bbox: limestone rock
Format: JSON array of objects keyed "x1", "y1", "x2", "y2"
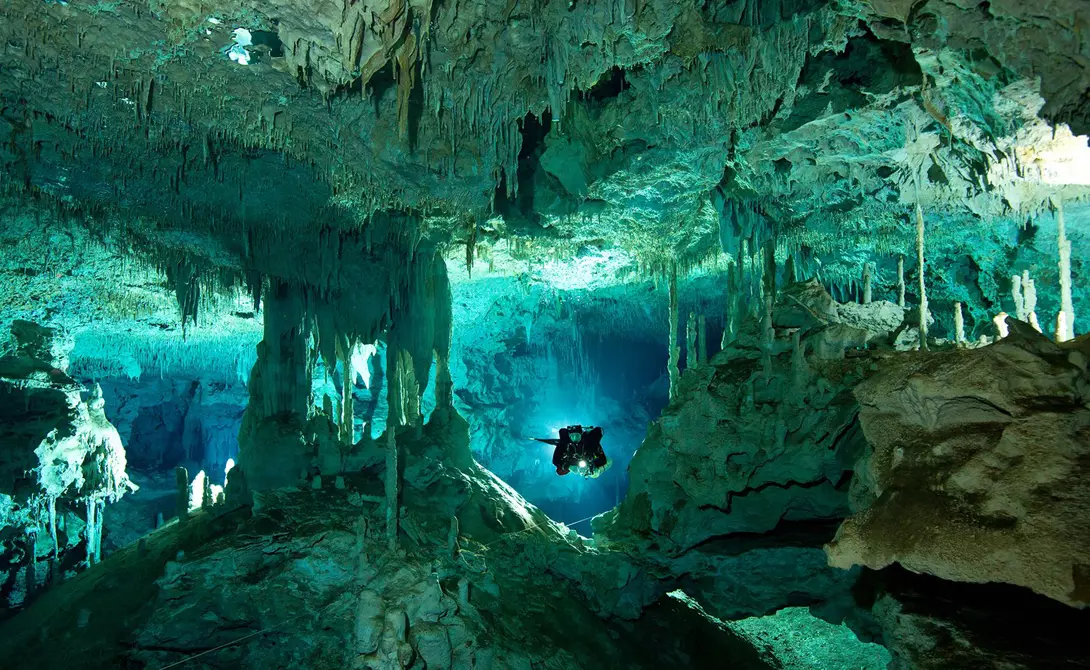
[{"x1": 827, "y1": 327, "x2": 1090, "y2": 607}]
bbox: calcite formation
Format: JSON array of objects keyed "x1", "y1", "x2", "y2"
[
  {"x1": 0, "y1": 320, "x2": 135, "y2": 606},
  {"x1": 612, "y1": 280, "x2": 909, "y2": 553}
]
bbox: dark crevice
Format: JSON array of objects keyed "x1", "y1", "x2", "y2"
[{"x1": 585, "y1": 67, "x2": 630, "y2": 102}]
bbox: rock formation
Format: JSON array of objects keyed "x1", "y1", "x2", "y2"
[
  {"x1": 0, "y1": 0, "x2": 1088, "y2": 666},
  {"x1": 828, "y1": 322, "x2": 1090, "y2": 608},
  {"x1": 0, "y1": 320, "x2": 136, "y2": 607}
]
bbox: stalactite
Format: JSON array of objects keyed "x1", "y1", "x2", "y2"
[
  {"x1": 954, "y1": 302, "x2": 965, "y2": 348},
  {"x1": 668, "y1": 262, "x2": 680, "y2": 401},
  {"x1": 784, "y1": 254, "x2": 796, "y2": 284},
  {"x1": 916, "y1": 204, "x2": 929, "y2": 350},
  {"x1": 897, "y1": 255, "x2": 905, "y2": 308},
  {"x1": 1055, "y1": 197, "x2": 1075, "y2": 341}
]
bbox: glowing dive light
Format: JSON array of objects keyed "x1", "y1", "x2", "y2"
[{"x1": 578, "y1": 460, "x2": 587, "y2": 468}]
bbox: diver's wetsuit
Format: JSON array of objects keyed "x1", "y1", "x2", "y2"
[{"x1": 552, "y1": 426, "x2": 606, "y2": 476}]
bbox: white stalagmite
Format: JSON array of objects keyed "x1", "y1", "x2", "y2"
[
  {"x1": 897, "y1": 255, "x2": 905, "y2": 308},
  {"x1": 916, "y1": 204, "x2": 929, "y2": 350},
  {"x1": 1055, "y1": 197, "x2": 1075, "y2": 341},
  {"x1": 1023, "y1": 271, "x2": 1042, "y2": 332},
  {"x1": 1012, "y1": 275, "x2": 1026, "y2": 321},
  {"x1": 954, "y1": 302, "x2": 965, "y2": 348},
  {"x1": 668, "y1": 263, "x2": 679, "y2": 401}
]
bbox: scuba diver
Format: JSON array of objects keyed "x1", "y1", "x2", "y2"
[{"x1": 531, "y1": 425, "x2": 608, "y2": 478}]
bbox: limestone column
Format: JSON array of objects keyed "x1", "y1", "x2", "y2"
[
  {"x1": 897, "y1": 255, "x2": 905, "y2": 308},
  {"x1": 916, "y1": 205, "x2": 929, "y2": 350},
  {"x1": 237, "y1": 280, "x2": 313, "y2": 490},
  {"x1": 1055, "y1": 197, "x2": 1075, "y2": 341},
  {"x1": 954, "y1": 302, "x2": 965, "y2": 348},
  {"x1": 668, "y1": 263, "x2": 680, "y2": 401},
  {"x1": 697, "y1": 314, "x2": 707, "y2": 364}
]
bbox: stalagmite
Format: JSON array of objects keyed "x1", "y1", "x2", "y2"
[
  {"x1": 761, "y1": 294, "x2": 774, "y2": 384},
  {"x1": 1023, "y1": 271, "x2": 1041, "y2": 332},
  {"x1": 862, "y1": 263, "x2": 872, "y2": 304},
  {"x1": 202, "y1": 474, "x2": 213, "y2": 509},
  {"x1": 721, "y1": 264, "x2": 736, "y2": 348},
  {"x1": 175, "y1": 466, "x2": 189, "y2": 521},
  {"x1": 954, "y1": 302, "x2": 965, "y2": 348},
  {"x1": 1012, "y1": 274, "x2": 1026, "y2": 321},
  {"x1": 85, "y1": 500, "x2": 97, "y2": 567},
  {"x1": 24, "y1": 531, "x2": 36, "y2": 598},
  {"x1": 668, "y1": 263, "x2": 680, "y2": 401},
  {"x1": 686, "y1": 312, "x2": 697, "y2": 369},
  {"x1": 341, "y1": 345, "x2": 355, "y2": 444},
  {"x1": 697, "y1": 314, "x2": 707, "y2": 364},
  {"x1": 1055, "y1": 197, "x2": 1075, "y2": 341},
  {"x1": 790, "y1": 329, "x2": 808, "y2": 398},
  {"x1": 448, "y1": 516, "x2": 460, "y2": 559},
  {"x1": 916, "y1": 204, "x2": 929, "y2": 350},
  {"x1": 48, "y1": 496, "x2": 58, "y2": 570},
  {"x1": 897, "y1": 255, "x2": 905, "y2": 308},
  {"x1": 386, "y1": 425, "x2": 398, "y2": 552}
]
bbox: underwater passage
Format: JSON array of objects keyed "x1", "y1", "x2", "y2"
[{"x1": 1, "y1": 0, "x2": 1089, "y2": 668}]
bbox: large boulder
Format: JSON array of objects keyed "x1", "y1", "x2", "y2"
[{"x1": 826, "y1": 324, "x2": 1090, "y2": 608}]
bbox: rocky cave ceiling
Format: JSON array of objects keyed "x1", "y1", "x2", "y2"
[{"x1": 1, "y1": 0, "x2": 1088, "y2": 281}]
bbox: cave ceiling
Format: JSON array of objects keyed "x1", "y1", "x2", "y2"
[{"x1": 1, "y1": 0, "x2": 1088, "y2": 279}]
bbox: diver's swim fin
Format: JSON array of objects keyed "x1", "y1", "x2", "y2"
[{"x1": 529, "y1": 437, "x2": 561, "y2": 446}]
